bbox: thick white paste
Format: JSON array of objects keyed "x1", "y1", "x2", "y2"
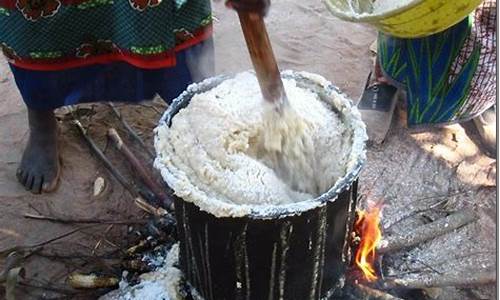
[{"x1": 155, "y1": 72, "x2": 366, "y2": 218}]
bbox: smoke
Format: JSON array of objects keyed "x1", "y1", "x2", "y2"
[{"x1": 185, "y1": 38, "x2": 216, "y2": 83}]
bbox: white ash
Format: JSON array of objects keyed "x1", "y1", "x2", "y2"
[{"x1": 99, "y1": 244, "x2": 182, "y2": 300}]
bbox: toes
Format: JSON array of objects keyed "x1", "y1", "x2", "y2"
[
  {"x1": 19, "y1": 170, "x2": 29, "y2": 187},
  {"x1": 16, "y1": 168, "x2": 24, "y2": 183},
  {"x1": 24, "y1": 174, "x2": 34, "y2": 191},
  {"x1": 42, "y1": 173, "x2": 59, "y2": 193},
  {"x1": 31, "y1": 176, "x2": 43, "y2": 194},
  {"x1": 41, "y1": 159, "x2": 61, "y2": 193}
]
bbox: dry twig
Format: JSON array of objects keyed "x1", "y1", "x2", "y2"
[
  {"x1": 107, "y1": 128, "x2": 173, "y2": 210},
  {"x1": 73, "y1": 120, "x2": 137, "y2": 197},
  {"x1": 0, "y1": 225, "x2": 99, "y2": 257},
  {"x1": 108, "y1": 103, "x2": 155, "y2": 159},
  {"x1": 73, "y1": 119, "x2": 170, "y2": 217},
  {"x1": 383, "y1": 271, "x2": 496, "y2": 289},
  {"x1": 378, "y1": 210, "x2": 477, "y2": 254},
  {"x1": 23, "y1": 213, "x2": 146, "y2": 225},
  {"x1": 354, "y1": 283, "x2": 403, "y2": 300},
  {"x1": 134, "y1": 197, "x2": 168, "y2": 217}
]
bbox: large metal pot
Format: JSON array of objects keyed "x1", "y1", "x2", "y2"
[{"x1": 154, "y1": 71, "x2": 367, "y2": 300}]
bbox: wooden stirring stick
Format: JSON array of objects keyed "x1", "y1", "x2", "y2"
[{"x1": 238, "y1": 11, "x2": 288, "y2": 107}]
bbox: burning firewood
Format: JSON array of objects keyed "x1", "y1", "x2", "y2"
[
  {"x1": 378, "y1": 209, "x2": 477, "y2": 254},
  {"x1": 354, "y1": 283, "x2": 403, "y2": 300},
  {"x1": 383, "y1": 270, "x2": 496, "y2": 289},
  {"x1": 354, "y1": 205, "x2": 382, "y2": 282}
]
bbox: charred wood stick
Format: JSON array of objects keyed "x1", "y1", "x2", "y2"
[
  {"x1": 122, "y1": 259, "x2": 152, "y2": 272},
  {"x1": 35, "y1": 251, "x2": 120, "y2": 261},
  {"x1": 354, "y1": 283, "x2": 403, "y2": 300},
  {"x1": 134, "y1": 197, "x2": 168, "y2": 217},
  {"x1": 107, "y1": 128, "x2": 173, "y2": 211},
  {"x1": 108, "y1": 103, "x2": 155, "y2": 160},
  {"x1": 73, "y1": 120, "x2": 166, "y2": 215},
  {"x1": 73, "y1": 120, "x2": 136, "y2": 197},
  {"x1": 378, "y1": 210, "x2": 477, "y2": 254},
  {"x1": 23, "y1": 213, "x2": 146, "y2": 225},
  {"x1": 383, "y1": 271, "x2": 496, "y2": 289}
]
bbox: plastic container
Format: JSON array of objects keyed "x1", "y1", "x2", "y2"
[
  {"x1": 154, "y1": 71, "x2": 367, "y2": 300},
  {"x1": 324, "y1": 0, "x2": 482, "y2": 38}
]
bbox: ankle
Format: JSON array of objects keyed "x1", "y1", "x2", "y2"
[
  {"x1": 27, "y1": 109, "x2": 57, "y2": 132},
  {"x1": 27, "y1": 109, "x2": 58, "y2": 145}
]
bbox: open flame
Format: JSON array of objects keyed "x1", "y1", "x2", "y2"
[{"x1": 354, "y1": 206, "x2": 382, "y2": 282}]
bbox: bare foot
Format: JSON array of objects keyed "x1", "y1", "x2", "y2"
[{"x1": 16, "y1": 109, "x2": 60, "y2": 194}]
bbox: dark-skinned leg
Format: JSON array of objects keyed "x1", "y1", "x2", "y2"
[{"x1": 16, "y1": 108, "x2": 60, "y2": 194}]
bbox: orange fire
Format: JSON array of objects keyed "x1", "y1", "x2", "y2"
[{"x1": 354, "y1": 206, "x2": 382, "y2": 282}]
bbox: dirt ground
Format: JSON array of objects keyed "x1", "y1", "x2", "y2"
[{"x1": 0, "y1": 1, "x2": 496, "y2": 299}]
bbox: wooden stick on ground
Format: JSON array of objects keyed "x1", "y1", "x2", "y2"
[
  {"x1": 378, "y1": 210, "x2": 477, "y2": 254},
  {"x1": 73, "y1": 120, "x2": 136, "y2": 197},
  {"x1": 73, "y1": 119, "x2": 168, "y2": 217},
  {"x1": 0, "y1": 225, "x2": 99, "y2": 257},
  {"x1": 23, "y1": 213, "x2": 146, "y2": 225},
  {"x1": 108, "y1": 103, "x2": 155, "y2": 160},
  {"x1": 383, "y1": 271, "x2": 496, "y2": 289},
  {"x1": 134, "y1": 197, "x2": 168, "y2": 217},
  {"x1": 354, "y1": 283, "x2": 403, "y2": 300},
  {"x1": 107, "y1": 128, "x2": 173, "y2": 211}
]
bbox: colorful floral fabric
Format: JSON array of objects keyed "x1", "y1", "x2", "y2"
[
  {"x1": 0, "y1": 0, "x2": 212, "y2": 70},
  {"x1": 378, "y1": 0, "x2": 496, "y2": 127}
]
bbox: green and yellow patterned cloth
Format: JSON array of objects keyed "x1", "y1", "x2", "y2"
[
  {"x1": 378, "y1": 0, "x2": 496, "y2": 127},
  {"x1": 0, "y1": 0, "x2": 212, "y2": 70}
]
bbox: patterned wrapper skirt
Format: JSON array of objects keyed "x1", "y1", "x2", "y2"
[
  {"x1": 378, "y1": 0, "x2": 496, "y2": 127},
  {"x1": 0, "y1": 0, "x2": 213, "y2": 109}
]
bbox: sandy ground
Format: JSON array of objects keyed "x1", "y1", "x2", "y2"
[{"x1": 0, "y1": 1, "x2": 496, "y2": 299}]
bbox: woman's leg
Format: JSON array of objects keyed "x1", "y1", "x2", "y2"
[{"x1": 17, "y1": 108, "x2": 60, "y2": 194}]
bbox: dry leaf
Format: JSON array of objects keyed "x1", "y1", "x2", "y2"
[
  {"x1": 93, "y1": 177, "x2": 106, "y2": 197},
  {"x1": 5, "y1": 267, "x2": 25, "y2": 300},
  {"x1": 0, "y1": 252, "x2": 23, "y2": 283}
]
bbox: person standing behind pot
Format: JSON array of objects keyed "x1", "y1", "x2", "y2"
[
  {"x1": 0, "y1": 0, "x2": 270, "y2": 194},
  {"x1": 358, "y1": 0, "x2": 496, "y2": 155}
]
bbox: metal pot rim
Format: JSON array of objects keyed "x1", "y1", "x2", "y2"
[{"x1": 154, "y1": 70, "x2": 367, "y2": 219}]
